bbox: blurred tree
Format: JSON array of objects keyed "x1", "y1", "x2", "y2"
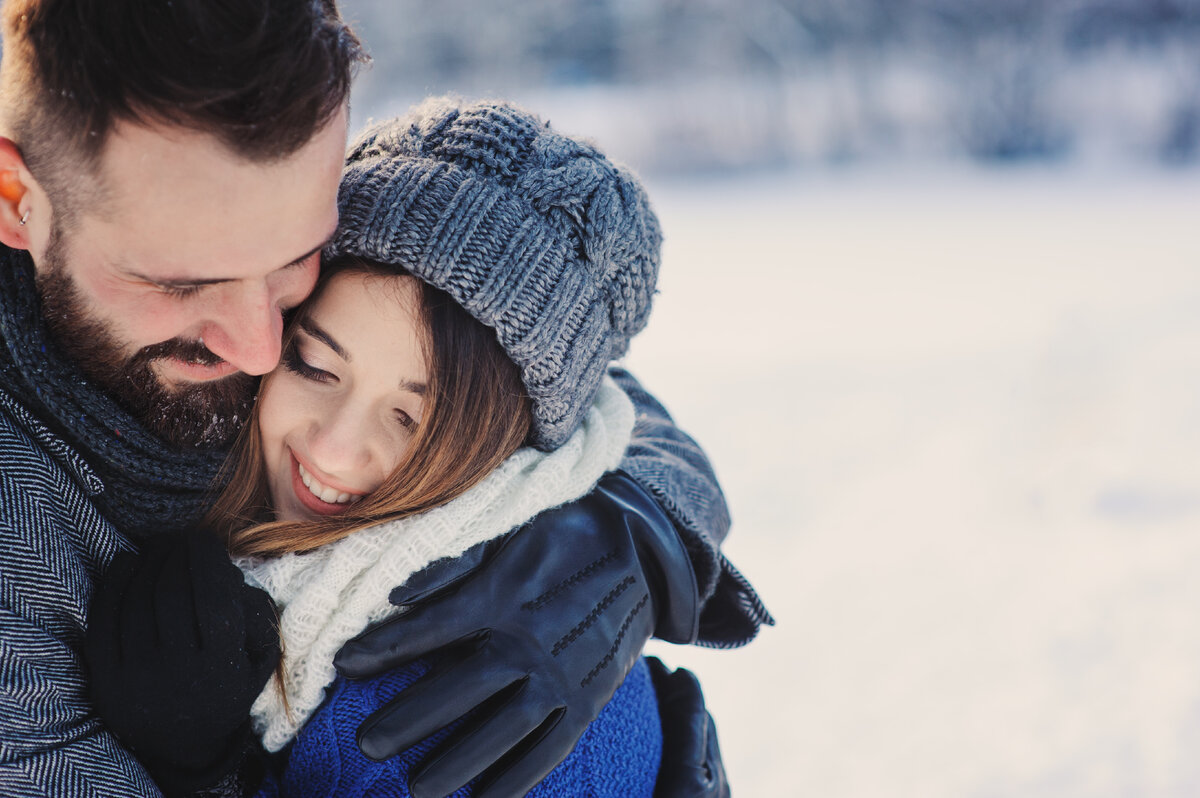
[{"x1": 335, "y1": 0, "x2": 1200, "y2": 170}]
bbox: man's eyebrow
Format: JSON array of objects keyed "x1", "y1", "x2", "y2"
[{"x1": 128, "y1": 236, "x2": 333, "y2": 289}]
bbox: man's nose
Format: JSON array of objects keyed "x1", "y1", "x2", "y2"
[{"x1": 199, "y1": 282, "x2": 285, "y2": 376}]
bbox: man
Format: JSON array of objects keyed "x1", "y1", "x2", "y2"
[{"x1": 0, "y1": 0, "x2": 769, "y2": 795}]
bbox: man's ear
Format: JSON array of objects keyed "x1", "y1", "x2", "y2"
[{"x1": 0, "y1": 137, "x2": 38, "y2": 250}]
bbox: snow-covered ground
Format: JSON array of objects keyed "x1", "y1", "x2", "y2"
[{"x1": 625, "y1": 165, "x2": 1200, "y2": 797}]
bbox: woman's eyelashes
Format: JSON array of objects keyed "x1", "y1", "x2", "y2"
[
  {"x1": 282, "y1": 337, "x2": 421, "y2": 432},
  {"x1": 282, "y1": 339, "x2": 334, "y2": 384}
]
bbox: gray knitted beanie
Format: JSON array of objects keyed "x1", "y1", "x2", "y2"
[{"x1": 329, "y1": 96, "x2": 661, "y2": 451}]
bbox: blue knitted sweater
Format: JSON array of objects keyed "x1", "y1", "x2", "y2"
[{"x1": 255, "y1": 657, "x2": 661, "y2": 797}]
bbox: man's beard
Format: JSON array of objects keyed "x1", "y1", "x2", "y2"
[{"x1": 35, "y1": 230, "x2": 256, "y2": 449}]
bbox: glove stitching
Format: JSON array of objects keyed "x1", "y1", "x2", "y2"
[
  {"x1": 521, "y1": 550, "x2": 619, "y2": 612},
  {"x1": 550, "y1": 575, "x2": 634, "y2": 656},
  {"x1": 580, "y1": 592, "x2": 649, "y2": 688}
]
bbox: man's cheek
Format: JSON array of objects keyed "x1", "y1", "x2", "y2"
[{"x1": 75, "y1": 275, "x2": 179, "y2": 349}]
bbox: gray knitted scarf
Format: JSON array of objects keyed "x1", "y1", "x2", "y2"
[{"x1": 0, "y1": 247, "x2": 228, "y2": 539}]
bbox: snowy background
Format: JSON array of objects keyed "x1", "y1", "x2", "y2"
[
  {"x1": 337, "y1": 2, "x2": 1200, "y2": 794},
  {"x1": 632, "y1": 166, "x2": 1200, "y2": 797}
]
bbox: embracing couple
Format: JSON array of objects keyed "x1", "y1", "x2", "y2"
[{"x1": 0, "y1": 1, "x2": 771, "y2": 796}]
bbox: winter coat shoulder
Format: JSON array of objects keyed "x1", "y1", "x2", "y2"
[{"x1": 0, "y1": 388, "x2": 161, "y2": 796}]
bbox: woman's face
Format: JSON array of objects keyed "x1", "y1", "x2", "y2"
[{"x1": 258, "y1": 270, "x2": 429, "y2": 522}]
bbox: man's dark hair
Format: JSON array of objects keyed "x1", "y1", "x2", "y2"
[{"x1": 0, "y1": 0, "x2": 367, "y2": 218}]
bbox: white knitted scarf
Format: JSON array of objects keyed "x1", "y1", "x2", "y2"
[{"x1": 237, "y1": 377, "x2": 635, "y2": 752}]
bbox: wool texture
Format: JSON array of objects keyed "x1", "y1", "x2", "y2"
[
  {"x1": 239, "y1": 377, "x2": 635, "y2": 752},
  {"x1": 0, "y1": 249, "x2": 225, "y2": 538},
  {"x1": 258, "y1": 657, "x2": 662, "y2": 798},
  {"x1": 328, "y1": 96, "x2": 662, "y2": 451}
]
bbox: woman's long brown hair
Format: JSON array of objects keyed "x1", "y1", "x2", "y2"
[{"x1": 207, "y1": 257, "x2": 532, "y2": 558}]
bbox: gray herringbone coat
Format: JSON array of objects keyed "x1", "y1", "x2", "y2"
[{"x1": 0, "y1": 388, "x2": 161, "y2": 795}]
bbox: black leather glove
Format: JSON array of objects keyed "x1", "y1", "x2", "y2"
[
  {"x1": 333, "y1": 470, "x2": 700, "y2": 798},
  {"x1": 85, "y1": 527, "x2": 280, "y2": 796},
  {"x1": 647, "y1": 657, "x2": 730, "y2": 798}
]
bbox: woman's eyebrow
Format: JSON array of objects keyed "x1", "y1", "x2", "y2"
[
  {"x1": 299, "y1": 318, "x2": 427, "y2": 394},
  {"x1": 298, "y1": 318, "x2": 347, "y2": 361}
]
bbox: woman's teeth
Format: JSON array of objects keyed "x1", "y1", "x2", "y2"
[{"x1": 297, "y1": 462, "x2": 360, "y2": 505}]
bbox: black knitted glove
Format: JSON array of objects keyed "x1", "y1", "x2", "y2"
[
  {"x1": 85, "y1": 527, "x2": 280, "y2": 797},
  {"x1": 334, "y1": 470, "x2": 700, "y2": 798}
]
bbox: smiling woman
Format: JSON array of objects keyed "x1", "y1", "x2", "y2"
[
  {"x1": 209, "y1": 257, "x2": 532, "y2": 558},
  {"x1": 261, "y1": 271, "x2": 429, "y2": 521}
]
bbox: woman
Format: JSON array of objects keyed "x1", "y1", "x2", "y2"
[{"x1": 86, "y1": 97, "x2": 712, "y2": 797}]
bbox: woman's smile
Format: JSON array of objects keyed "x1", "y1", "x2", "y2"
[
  {"x1": 297, "y1": 460, "x2": 361, "y2": 505},
  {"x1": 288, "y1": 450, "x2": 364, "y2": 517}
]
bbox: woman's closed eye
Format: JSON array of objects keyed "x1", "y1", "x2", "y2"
[{"x1": 282, "y1": 340, "x2": 335, "y2": 384}]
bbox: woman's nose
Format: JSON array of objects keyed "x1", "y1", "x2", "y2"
[{"x1": 305, "y1": 402, "x2": 375, "y2": 477}]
